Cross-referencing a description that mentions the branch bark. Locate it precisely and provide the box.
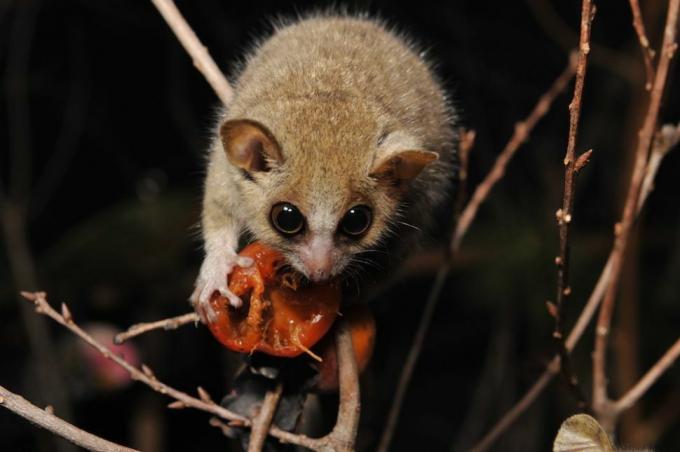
[550,0,595,408]
[149,0,233,105]
[247,384,283,452]
[470,118,680,451]
[377,53,577,452]
[628,0,656,90]
[114,312,200,344]
[592,0,680,432]
[20,292,361,451]
[0,385,139,452]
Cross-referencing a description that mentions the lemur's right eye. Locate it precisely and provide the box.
[270,203,305,236]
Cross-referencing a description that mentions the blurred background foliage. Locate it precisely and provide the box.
[1,0,679,451]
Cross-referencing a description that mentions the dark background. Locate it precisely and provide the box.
[1,0,679,451]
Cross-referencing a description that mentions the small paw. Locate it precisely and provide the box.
[190,251,254,323]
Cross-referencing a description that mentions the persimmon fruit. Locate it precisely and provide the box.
[206,242,341,357]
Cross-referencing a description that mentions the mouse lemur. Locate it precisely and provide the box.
[191,14,457,321]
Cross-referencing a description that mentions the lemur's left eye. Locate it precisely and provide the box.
[339,205,372,237]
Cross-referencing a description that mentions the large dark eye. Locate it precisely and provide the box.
[270,203,305,236]
[340,205,372,237]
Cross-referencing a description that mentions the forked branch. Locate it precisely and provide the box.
[592,0,680,431]
[20,291,361,451]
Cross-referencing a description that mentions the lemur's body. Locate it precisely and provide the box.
[191,15,457,320]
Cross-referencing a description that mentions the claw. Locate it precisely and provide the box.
[235,256,254,268]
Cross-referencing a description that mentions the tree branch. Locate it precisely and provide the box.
[451,52,578,252]
[149,0,233,105]
[615,337,680,413]
[20,291,362,451]
[247,383,283,452]
[592,0,680,431]
[468,120,679,452]
[377,53,577,452]
[628,0,656,90]
[114,312,200,344]
[550,0,595,408]
[0,385,139,452]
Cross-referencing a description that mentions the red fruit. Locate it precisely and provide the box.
[206,242,341,358]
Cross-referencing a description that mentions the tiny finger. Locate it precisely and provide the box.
[223,290,243,308]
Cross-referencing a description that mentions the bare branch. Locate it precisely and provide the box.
[628,0,657,90]
[638,123,680,213]
[593,0,680,431]
[377,53,577,452]
[615,337,680,412]
[451,52,578,252]
[114,312,199,344]
[453,128,477,218]
[149,0,233,105]
[0,385,139,452]
[469,123,677,452]
[248,384,283,452]
[21,291,363,450]
[470,248,613,452]
[469,372,554,452]
[552,0,595,407]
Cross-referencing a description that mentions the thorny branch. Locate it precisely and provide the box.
[376,53,578,452]
[551,0,595,408]
[593,0,679,432]
[21,291,361,451]
[0,385,139,452]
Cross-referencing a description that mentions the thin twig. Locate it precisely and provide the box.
[551,0,595,408]
[638,123,680,212]
[149,0,233,105]
[628,0,657,90]
[0,385,139,452]
[469,371,554,452]
[248,383,283,452]
[468,119,678,452]
[615,337,680,412]
[114,312,199,344]
[453,128,477,218]
[377,54,577,452]
[592,0,679,432]
[451,52,578,252]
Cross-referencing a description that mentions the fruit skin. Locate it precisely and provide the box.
[313,304,376,392]
[206,242,341,357]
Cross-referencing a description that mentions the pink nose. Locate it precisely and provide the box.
[299,236,334,282]
[302,253,333,282]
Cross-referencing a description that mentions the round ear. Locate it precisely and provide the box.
[369,149,439,191]
[219,119,284,172]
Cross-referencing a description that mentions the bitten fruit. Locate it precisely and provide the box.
[206,242,341,357]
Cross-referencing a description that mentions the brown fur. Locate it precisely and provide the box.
[197,14,456,307]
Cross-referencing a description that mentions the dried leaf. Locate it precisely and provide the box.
[553,414,614,452]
